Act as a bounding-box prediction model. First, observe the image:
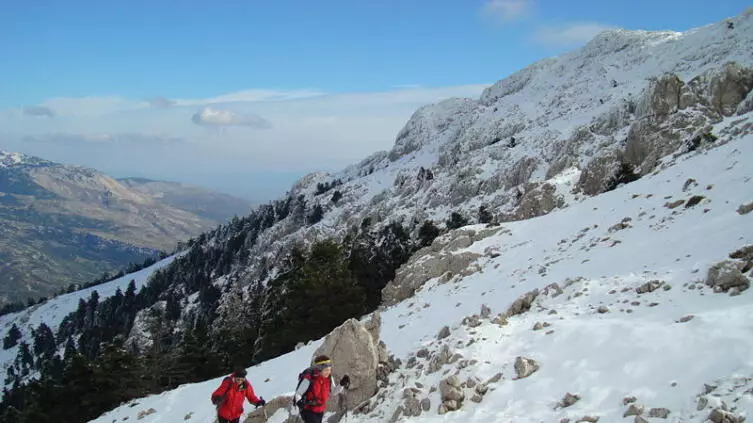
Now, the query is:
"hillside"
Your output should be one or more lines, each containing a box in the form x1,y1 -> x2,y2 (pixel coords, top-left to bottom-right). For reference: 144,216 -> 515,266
0,8 -> 752,423
117,177 -> 253,222
0,152 -> 250,305
92,126 -> 753,423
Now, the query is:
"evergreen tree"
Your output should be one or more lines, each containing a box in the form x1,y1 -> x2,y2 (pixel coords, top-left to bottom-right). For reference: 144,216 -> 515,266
446,211 -> 469,230
418,220 -> 440,247
478,204 -> 493,224
2,324 -> 21,350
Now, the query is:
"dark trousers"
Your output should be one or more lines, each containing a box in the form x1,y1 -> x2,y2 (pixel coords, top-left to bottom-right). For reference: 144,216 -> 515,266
301,409 -> 324,423
218,417 -> 239,423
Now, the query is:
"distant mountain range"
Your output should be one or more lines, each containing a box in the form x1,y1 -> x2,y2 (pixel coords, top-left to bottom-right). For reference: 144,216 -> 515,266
0,151 -> 252,306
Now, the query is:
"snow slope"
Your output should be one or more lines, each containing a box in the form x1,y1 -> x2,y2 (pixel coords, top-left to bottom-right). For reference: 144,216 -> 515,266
90,126 -> 753,422
0,255 -> 179,385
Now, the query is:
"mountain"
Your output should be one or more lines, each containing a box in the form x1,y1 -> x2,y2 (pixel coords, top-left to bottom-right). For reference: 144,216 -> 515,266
0,152 -> 251,306
1,8 -> 752,423
117,177 -> 253,222
90,127 -> 753,423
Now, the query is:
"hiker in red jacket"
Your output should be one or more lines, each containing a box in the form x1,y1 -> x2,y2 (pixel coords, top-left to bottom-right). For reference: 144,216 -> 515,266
293,355 -> 350,423
211,368 -> 266,423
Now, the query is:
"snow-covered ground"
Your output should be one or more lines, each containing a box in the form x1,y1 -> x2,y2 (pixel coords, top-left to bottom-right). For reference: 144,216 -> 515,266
90,130 -> 753,422
0,254 -> 179,386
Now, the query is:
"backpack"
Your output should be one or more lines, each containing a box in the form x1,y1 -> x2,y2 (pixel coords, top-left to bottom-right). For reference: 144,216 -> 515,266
295,368 -> 319,405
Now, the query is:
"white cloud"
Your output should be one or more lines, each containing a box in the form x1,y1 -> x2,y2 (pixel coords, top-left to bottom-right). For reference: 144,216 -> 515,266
481,0 -> 534,24
191,107 -> 272,128
532,22 -> 614,47
2,84 -> 489,199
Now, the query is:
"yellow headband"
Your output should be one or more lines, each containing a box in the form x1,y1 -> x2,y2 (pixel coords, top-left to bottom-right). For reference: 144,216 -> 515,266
315,359 -> 332,366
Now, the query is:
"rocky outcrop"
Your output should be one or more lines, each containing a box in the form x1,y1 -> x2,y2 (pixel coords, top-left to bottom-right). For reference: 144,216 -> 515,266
705,260 -> 750,295
502,182 -> 565,222
381,227 -> 502,306
312,317 -> 380,412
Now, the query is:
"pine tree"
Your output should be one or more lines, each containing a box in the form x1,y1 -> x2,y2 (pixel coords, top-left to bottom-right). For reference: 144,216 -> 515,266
3,324 -> 22,350
478,204 -> 493,224
418,220 -> 440,247
446,211 -> 469,230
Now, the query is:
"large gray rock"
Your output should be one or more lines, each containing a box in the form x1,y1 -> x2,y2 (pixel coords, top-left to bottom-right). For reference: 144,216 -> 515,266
243,395 -> 292,423
706,260 -> 750,293
312,318 -> 379,412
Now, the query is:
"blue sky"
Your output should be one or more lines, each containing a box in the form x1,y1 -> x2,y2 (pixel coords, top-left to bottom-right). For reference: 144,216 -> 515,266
0,0 -> 749,200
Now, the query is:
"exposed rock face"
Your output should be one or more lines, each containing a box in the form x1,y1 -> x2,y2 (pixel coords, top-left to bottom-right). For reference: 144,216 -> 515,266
382,227 -> 502,306
502,182 -> 565,222
313,318 -> 380,412
577,62 -> 753,195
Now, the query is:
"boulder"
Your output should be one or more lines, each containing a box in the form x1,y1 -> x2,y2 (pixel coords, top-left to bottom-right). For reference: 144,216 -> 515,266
706,260 -> 750,293
514,356 -> 540,379
243,395 -> 292,423
313,318 -> 379,412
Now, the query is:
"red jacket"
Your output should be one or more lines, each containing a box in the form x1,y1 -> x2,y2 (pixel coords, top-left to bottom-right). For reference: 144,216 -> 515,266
302,370 -> 333,414
211,376 -> 261,420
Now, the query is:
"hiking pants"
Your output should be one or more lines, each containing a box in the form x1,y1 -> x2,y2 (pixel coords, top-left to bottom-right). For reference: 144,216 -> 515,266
301,409 -> 324,423
218,417 -> 240,423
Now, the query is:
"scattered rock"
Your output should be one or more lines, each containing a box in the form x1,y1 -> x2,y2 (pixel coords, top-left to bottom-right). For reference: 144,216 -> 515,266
437,326 -> 451,340
137,409 -> 156,420
543,282 -> 564,297
480,304 -> 492,318
184,412 -> 193,421
677,315 -> 695,323
402,396 -> 422,417
462,315 -> 482,328
623,396 -> 638,405
506,289 -> 540,317
697,396 -> 709,411
665,199 -> 685,209
475,383 -> 489,396
706,260 -> 750,294
708,408 -> 743,423
704,383 -> 718,394
683,178 -> 698,192
685,195 -> 706,208
636,280 -> 664,294
737,202 -> 753,215
648,407 -> 670,419
439,376 -> 464,403
576,416 -> 599,422
389,405 -> 404,422
466,377 -> 478,389
634,417 -> 649,423
624,404 -> 644,417
514,356 -> 540,379
486,372 -> 503,385
556,392 -> 581,409
416,348 -> 430,358
427,345 -> 452,374
597,306 -> 610,314
421,398 -> 431,412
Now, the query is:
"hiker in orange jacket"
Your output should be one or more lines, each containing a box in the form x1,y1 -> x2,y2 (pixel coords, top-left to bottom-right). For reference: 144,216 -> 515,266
211,368 -> 266,423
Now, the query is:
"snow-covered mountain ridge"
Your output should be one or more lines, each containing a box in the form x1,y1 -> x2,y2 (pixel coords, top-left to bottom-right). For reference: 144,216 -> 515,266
91,116 -> 753,423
